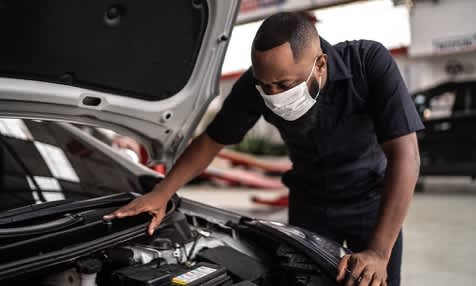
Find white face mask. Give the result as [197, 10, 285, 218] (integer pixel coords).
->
[256, 58, 322, 121]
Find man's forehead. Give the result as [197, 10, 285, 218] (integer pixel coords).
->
[251, 42, 318, 83]
[252, 41, 317, 63]
[252, 42, 293, 63]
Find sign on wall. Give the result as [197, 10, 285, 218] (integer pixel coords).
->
[409, 0, 476, 57]
[433, 33, 476, 55]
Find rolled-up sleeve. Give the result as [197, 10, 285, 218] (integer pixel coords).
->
[365, 42, 425, 143]
[206, 68, 265, 145]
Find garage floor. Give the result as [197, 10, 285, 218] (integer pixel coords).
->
[178, 176, 476, 286]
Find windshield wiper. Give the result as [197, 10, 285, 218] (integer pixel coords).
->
[0, 214, 84, 238]
[0, 192, 139, 226]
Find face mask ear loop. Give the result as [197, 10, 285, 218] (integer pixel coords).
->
[306, 56, 319, 83]
[313, 75, 322, 100]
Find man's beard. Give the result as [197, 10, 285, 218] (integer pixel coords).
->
[309, 76, 320, 98]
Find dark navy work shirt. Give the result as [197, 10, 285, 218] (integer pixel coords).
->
[206, 38, 424, 203]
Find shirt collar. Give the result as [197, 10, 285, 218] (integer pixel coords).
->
[320, 37, 352, 82]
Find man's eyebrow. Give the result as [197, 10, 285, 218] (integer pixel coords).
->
[272, 79, 293, 85]
[253, 77, 294, 85]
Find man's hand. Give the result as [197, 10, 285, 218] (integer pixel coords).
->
[104, 133, 224, 236]
[336, 249, 389, 286]
[103, 190, 169, 235]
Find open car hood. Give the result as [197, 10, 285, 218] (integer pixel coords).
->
[0, 0, 240, 166]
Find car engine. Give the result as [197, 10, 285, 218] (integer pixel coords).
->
[28, 210, 337, 286]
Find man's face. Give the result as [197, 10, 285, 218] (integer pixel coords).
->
[251, 41, 327, 95]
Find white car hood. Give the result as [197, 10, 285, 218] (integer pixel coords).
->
[0, 0, 240, 167]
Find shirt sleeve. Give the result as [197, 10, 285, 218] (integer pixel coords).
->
[206, 68, 265, 145]
[365, 42, 425, 143]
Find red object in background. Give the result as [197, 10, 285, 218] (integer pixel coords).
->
[217, 149, 292, 174]
[140, 143, 288, 190]
[202, 166, 284, 189]
[139, 146, 149, 165]
[137, 145, 166, 175]
[251, 194, 289, 207]
[240, 0, 287, 13]
[152, 164, 166, 176]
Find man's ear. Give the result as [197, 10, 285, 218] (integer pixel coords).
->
[316, 54, 328, 74]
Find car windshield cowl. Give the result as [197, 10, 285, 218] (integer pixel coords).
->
[0, 192, 139, 226]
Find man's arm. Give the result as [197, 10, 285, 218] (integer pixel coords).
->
[337, 132, 420, 285]
[337, 41, 424, 285]
[369, 132, 420, 259]
[105, 68, 264, 235]
[104, 132, 224, 235]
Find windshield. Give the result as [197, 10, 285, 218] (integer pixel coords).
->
[0, 119, 147, 212]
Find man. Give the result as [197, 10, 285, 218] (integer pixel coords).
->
[105, 12, 423, 286]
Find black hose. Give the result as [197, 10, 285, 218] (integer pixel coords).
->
[187, 230, 201, 261]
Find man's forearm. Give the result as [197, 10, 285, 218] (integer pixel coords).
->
[153, 133, 224, 197]
[369, 134, 420, 259]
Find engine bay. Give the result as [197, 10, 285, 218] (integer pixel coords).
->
[41, 211, 336, 286]
[0, 194, 339, 286]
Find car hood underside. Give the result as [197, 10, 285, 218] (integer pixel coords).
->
[0, 0, 240, 167]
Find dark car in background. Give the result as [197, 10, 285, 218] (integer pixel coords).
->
[0, 1, 348, 285]
[413, 81, 476, 183]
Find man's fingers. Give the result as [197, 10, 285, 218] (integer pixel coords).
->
[147, 211, 165, 236]
[103, 208, 125, 220]
[370, 274, 382, 286]
[345, 276, 356, 286]
[346, 256, 365, 286]
[104, 207, 133, 219]
[115, 207, 141, 218]
[102, 213, 115, 220]
[358, 268, 373, 286]
[337, 255, 351, 282]
[103, 202, 145, 220]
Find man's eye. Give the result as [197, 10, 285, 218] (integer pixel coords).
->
[260, 84, 271, 90]
[278, 83, 291, 90]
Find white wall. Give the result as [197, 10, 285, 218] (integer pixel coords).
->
[409, 0, 476, 57]
[397, 51, 476, 93]
[223, 0, 411, 74]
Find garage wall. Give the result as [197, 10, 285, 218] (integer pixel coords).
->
[409, 0, 476, 57]
[395, 51, 476, 93]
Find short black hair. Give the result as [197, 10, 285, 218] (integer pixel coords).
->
[252, 12, 318, 61]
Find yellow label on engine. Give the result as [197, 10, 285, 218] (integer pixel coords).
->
[171, 266, 217, 285]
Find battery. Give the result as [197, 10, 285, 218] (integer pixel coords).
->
[112, 262, 186, 286]
[171, 263, 230, 286]
[111, 260, 230, 286]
